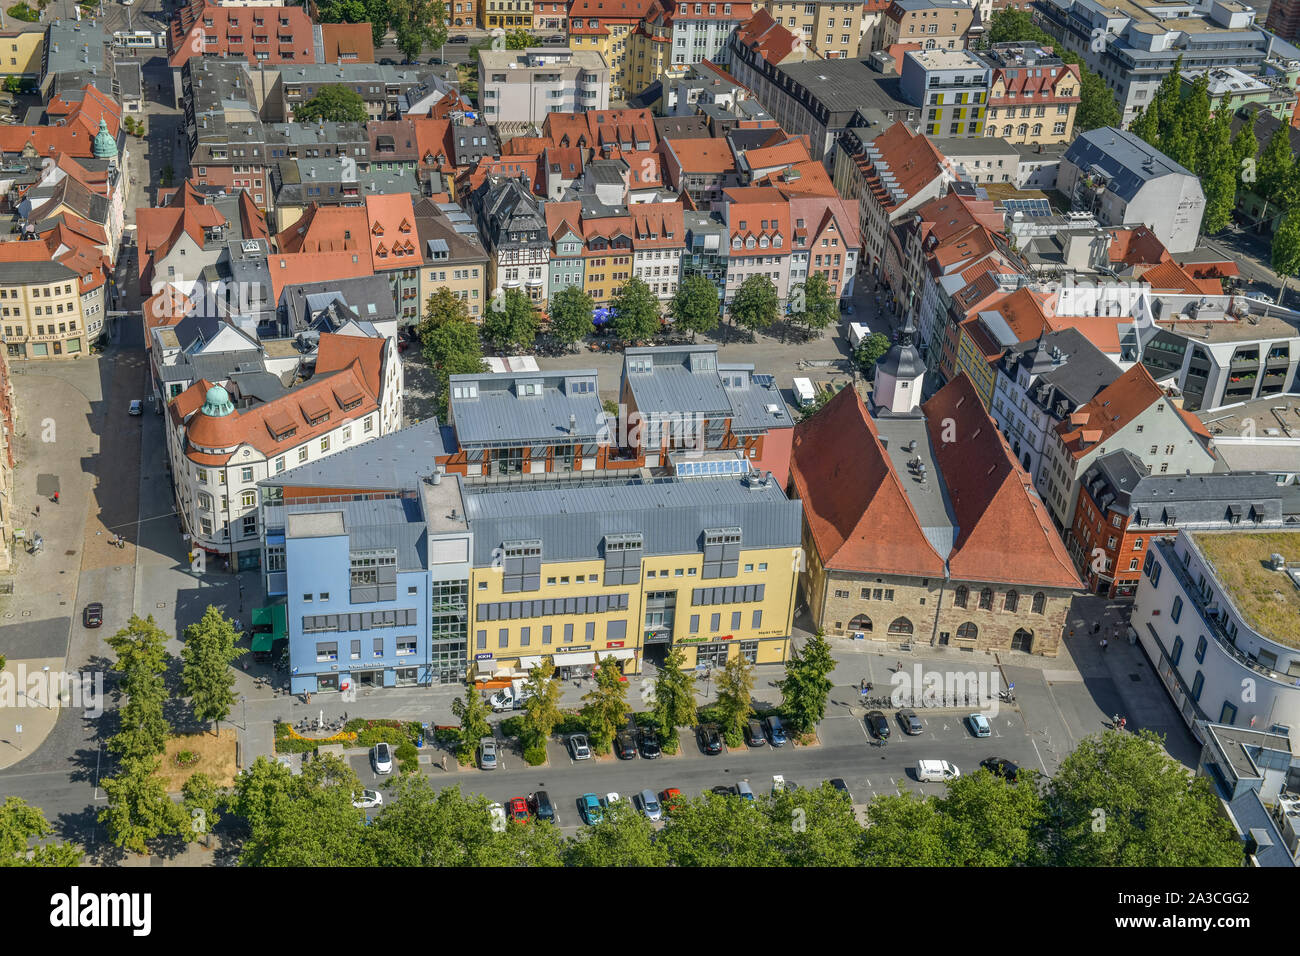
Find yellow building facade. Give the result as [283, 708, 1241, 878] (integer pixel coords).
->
[481, 0, 534, 30]
[0, 28, 43, 79]
[757, 0, 863, 59]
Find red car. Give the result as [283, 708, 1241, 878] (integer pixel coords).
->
[659, 788, 684, 813]
[506, 797, 531, 822]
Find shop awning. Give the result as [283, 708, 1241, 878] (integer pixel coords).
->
[552, 651, 597, 666]
[250, 603, 287, 653]
[598, 648, 634, 661]
[520, 657, 544, 670]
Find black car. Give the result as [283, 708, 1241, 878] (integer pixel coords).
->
[697, 723, 723, 755]
[828, 778, 852, 801]
[639, 728, 662, 759]
[710, 785, 736, 797]
[980, 757, 1021, 782]
[82, 602, 103, 628]
[865, 710, 890, 739]
[529, 790, 555, 823]
[449, 34, 470, 42]
[745, 718, 766, 747]
[379, 57, 397, 65]
[427, 56, 443, 65]
[615, 730, 638, 760]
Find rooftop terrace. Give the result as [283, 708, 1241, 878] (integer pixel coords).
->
[1193, 531, 1300, 649]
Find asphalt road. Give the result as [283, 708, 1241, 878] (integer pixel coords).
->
[346, 702, 1043, 834]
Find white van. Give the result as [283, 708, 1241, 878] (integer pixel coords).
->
[916, 759, 961, 783]
[793, 377, 816, 407]
[847, 322, 872, 350]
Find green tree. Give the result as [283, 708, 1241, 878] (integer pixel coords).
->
[1271, 211, 1300, 307]
[180, 605, 246, 734]
[861, 791, 952, 865]
[106, 616, 173, 763]
[317, 0, 370, 21]
[984, 8, 1037, 43]
[608, 276, 661, 344]
[505, 30, 540, 49]
[519, 660, 563, 759]
[1128, 103, 1159, 149]
[853, 332, 891, 377]
[419, 292, 487, 417]
[1199, 108, 1237, 235]
[365, 0, 392, 48]
[238, 754, 376, 866]
[1074, 68, 1121, 132]
[1045, 729, 1242, 866]
[657, 790, 781, 866]
[730, 274, 779, 339]
[768, 783, 864, 866]
[936, 769, 1047, 866]
[796, 385, 833, 422]
[651, 648, 698, 750]
[565, 797, 669, 866]
[481, 287, 539, 353]
[98, 757, 187, 855]
[295, 84, 369, 124]
[0, 796, 82, 866]
[1231, 114, 1259, 182]
[450, 688, 493, 764]
[180, 772, 224, 844]
[777, 632, 835, 735]
[712, 654, 755, 746]
[580, 656, 630, 754]
[389, 0, 447, 60]
[1258, 125, 1297, 219]
[229, 756, 296, 836]
[547, 284, 595, 349]
[788, 271, 837, 338]
[669, 273, 720, 341]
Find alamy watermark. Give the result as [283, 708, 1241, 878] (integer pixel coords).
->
[0, 666, 104, 717]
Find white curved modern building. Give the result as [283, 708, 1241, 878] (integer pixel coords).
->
[1135, 529, 1300, 745]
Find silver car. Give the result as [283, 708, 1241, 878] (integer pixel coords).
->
[636, 788, 662, 821]
[480, 737, 498, 770]
[568, 733, 591, 760]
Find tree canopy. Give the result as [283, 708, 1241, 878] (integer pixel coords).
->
[295, 85, 368, 124]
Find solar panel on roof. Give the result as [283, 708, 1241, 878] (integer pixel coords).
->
[1002, 198, 1051, 218]
[752, 373, 775, 386]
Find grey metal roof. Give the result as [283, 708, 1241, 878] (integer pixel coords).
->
[1064, 128, 1195, 203]
[462, 474, 802, 567]
[259, 418, 456, 492]
[279, 275, 397, 338]
[623, 346, 731, 419]
[449, 370, 604, 447]
[873, 414, 958, 558]
[720, 366, 793, 433]
[1002, 327, 1121, 415]
[285, 495, 427, 571]
[775, 60, 913, 118]
[159, 350, 269, 386]
[1226, 791, 1294, 867]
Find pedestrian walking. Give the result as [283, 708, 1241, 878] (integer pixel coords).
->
[52, 492, 58, 504]
[1093, 622, 1100, 634]
[441, 755, 448, 771]
[34, 505, 39, 517]
[1100, 638, 1108, 652]
[1118, 717, 1127, 731]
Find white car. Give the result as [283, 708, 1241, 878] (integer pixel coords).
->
[568, 733, 591, 760]
[480, 737, 498, 770]
[1245, 291, 1275, 305]
[370, 742, 393, 775]
[772, 774, 786, 794]
[352, 789, 383, 809]
[128, 400, 143, 416]
[604, 791, 621, 807]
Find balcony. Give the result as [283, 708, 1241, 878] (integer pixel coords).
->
[1155, 539, 1295, 687]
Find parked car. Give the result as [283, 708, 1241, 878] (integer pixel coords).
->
[897, 709, 924, 735]
[735, 780, 755, 802]
[980, 757, 1021, 781]
[506, 797, 530, 822]
[580, 792, 603, 825]
[659, 787, 684, 812]
[379, 57, 397, 64]
[745, 718, 767, 747]
[636, 788, 663, 821]
[763, 715, 788, 746]
[479, 737, 498, 769]
[771, 774, 787, 794]
[710, 785, 736, 797]
[865, 710, 890, 739]
[639, 728, 661, 759]
[371, 742, 393, 775]
[697, 723, 723, 754]
[828, 778, 852, 802]
[603, 792, 622, 808]
[351, 789, 383, 809]
[82, 602, 104, 628]
[545, 33, 566, 43]
[916, 759, 960, 783]
[426, 56, 443, 65]
[966, 713, 992, 738]
[449, 33, 470, 42]
[615, 729, 638, 759]
[568, 733, 591, 760]
[1245, 291, 1275, 305]
[529, 790, 556, 823]
[128, 399, 143, 416]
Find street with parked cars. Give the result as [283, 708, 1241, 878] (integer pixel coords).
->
[344, 703, 1044, 832]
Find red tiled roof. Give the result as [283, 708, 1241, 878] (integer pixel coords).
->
[319, 22, 375, 63]
[275, 204, 368, 254]
[857, 122, 947, 213]
[1054, 363, 1164, 460]
[631, 202, 684, 249]
[922, 374, 1081, 590]
[266, 251, 374, 302]
[663, 137, 736, 175]
[734, 8, 806, 64]
[169, 1, 317, 70]
[790, 386, 947, 577]
[364, 193, 419, 272]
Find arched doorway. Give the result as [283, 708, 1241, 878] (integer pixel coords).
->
[1011, 628, 1034, 653]
[848, 614, 872, 634]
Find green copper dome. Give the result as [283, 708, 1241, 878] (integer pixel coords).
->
[92, 118, 116, 160]
[201, 385, 234, 417]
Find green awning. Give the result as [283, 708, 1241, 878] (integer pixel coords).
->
[251, 604, 287, 652]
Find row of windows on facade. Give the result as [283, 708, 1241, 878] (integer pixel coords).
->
[840, 613, 986, 641]
[304, 607, 419, 633]
[2, 321, 80, 336]
[0, 285, 76, 299]
[315, 636, 418, 661]
[834, 585, 1050, 614]
[193, 416, 375, 485]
